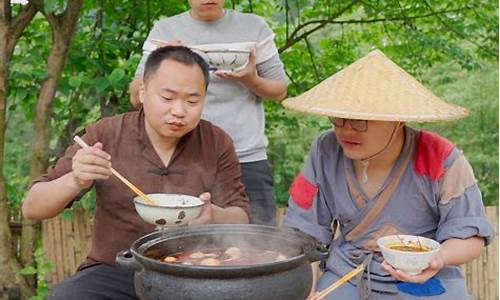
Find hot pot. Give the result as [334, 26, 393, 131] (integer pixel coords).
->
[116, 224, 328, 300]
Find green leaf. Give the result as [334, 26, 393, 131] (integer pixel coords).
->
[94, 77, 109, 93]
[37, 286, 51, 297]
[108, 68, 125, 85]
[69, 76, 82, 88]
[20, 266, 37, 275]
[39, 262, 55, 274]
[44, 0, 65, 14]
[15, 89, 28, 101]
[60, 209, 74, 221]
[81, 193, 96, 212]
[34, 247, 44, 258]
[44, 0, 58, 13]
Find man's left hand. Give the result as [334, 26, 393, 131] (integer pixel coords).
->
[188, 192, 213, 225]
[381, 254, 445, 283]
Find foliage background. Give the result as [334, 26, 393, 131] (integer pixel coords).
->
[5, 0, 498, 215]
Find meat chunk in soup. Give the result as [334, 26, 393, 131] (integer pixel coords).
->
[163, 256, 178, 263]
[224, 247, 242, 260]
[200, 258, 221, 266]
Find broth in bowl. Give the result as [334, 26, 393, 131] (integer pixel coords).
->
[388, 243, 430, 252]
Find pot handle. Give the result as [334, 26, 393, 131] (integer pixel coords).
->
[116, 250, 141, 271]
[307, 243, 330, 262]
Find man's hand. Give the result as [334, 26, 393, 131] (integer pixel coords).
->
[214, 50, 258, 84]
[381, 253, 445, 283]
[71, 142, 112, 190]
[188, 192, 213, 225]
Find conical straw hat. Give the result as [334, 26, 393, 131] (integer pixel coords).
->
[283, 49, 468, 122]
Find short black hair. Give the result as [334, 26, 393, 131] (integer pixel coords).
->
[143, 46, 209, 89]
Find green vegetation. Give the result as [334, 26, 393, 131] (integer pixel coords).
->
[4, 0, 498, 211]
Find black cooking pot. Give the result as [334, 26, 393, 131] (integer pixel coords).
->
[116, 224, 328, 300]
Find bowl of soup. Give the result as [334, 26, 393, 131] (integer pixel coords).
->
[377, 235, 441, 275]
[133, 193, 204, 228]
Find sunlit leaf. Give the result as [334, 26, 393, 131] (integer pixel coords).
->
[68, 76, 82, 88]
[108, 68, 125, 85]
[20, 266, 37, 275]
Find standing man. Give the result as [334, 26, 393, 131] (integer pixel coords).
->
[129, 0, 287, 225]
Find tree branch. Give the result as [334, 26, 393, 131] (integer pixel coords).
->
[285, 0, 360, 43]
[60, 0, 83, 36]
[8, 3, 37, 52]
[421, 0, 497, 58]
[26, 0, 47, 20]
[285, 0, 289, 39]
[1, 0, 12, 23]
[304, 37, 320, 82]
[279, 5, 474, 53]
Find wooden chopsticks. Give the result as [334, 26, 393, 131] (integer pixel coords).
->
[310, 265, 364, 300]
[73, 136, 158, 206]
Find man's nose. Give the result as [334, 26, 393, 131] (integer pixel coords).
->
[171, 99, 187, 117]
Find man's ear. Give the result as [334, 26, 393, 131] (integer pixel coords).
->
[138, 80, 146, 104]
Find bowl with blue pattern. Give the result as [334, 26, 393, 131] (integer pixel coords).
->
[133, 194, 204, 229]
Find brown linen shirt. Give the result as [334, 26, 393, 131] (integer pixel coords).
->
[32, 110, 249, 266]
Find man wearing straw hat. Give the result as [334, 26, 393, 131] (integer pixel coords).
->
[22, 46, 249, 299]
[282, 50, 493, 299]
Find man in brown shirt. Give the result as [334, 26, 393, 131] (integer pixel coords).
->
[22, 46, 249, 299]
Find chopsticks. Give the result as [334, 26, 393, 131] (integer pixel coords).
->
[73, 136, 158, 206]
[310, 265, 364, 300]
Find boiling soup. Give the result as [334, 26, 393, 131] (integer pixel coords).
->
[160, 246, 288, 266]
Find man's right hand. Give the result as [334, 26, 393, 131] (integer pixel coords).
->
[71, 142, 112, 190]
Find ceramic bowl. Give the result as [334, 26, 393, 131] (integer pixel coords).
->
[133, 194, 204, 228]
[377, 235, 441, 275]
[193, 49, 250, 72]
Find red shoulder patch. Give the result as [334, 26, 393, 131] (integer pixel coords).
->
[414, 130, 454, 180]
[289, 173, 318, 209]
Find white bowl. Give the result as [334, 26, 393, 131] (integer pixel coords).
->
[133, 194, 203, 228]
[377, 235, 441, 275]
[193, 49, 250, 71]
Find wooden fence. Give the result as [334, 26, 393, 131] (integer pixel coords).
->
[42, 207, 93, 284]
[461, 206, 498, 300]
[43, 206, 498, 299]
